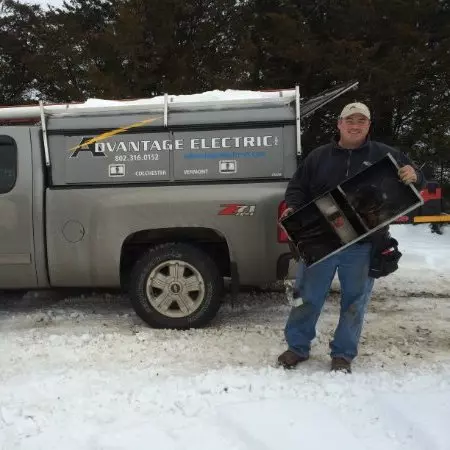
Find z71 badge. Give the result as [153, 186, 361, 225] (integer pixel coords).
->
[218, 204, 256, 216]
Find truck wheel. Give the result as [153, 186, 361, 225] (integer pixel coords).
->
[129, 243, 224, 329]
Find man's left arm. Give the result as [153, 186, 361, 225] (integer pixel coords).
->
[389, 147, 427, 190]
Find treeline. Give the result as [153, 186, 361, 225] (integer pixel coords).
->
[0, 0, 449, 182]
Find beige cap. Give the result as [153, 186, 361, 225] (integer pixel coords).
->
[340, 102, 371, 120]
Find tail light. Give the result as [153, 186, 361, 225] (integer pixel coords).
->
[278, 200, 289, 243]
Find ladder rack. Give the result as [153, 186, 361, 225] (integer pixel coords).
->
[0, 88, 298, 121]
[0, 81, 359, 169]
[0, 86, 302, 168]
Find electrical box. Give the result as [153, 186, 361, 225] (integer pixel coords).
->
[279, 153, 424, 267]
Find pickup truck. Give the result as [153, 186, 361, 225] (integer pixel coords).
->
[0, 82, 357, 329]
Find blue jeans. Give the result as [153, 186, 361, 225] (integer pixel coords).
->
[285, 243, 375, 362]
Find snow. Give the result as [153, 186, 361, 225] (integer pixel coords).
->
[29, 87, 296, 116]
[79, 88, 297, 108]
[1, 86, 298, 119]
[1, 224, 450, 449]
[332, 223, 450, 296]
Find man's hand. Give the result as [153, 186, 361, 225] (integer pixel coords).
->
[398, 165, 417, 184]
[280, 207, 294, 220]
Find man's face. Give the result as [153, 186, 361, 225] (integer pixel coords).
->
[337, 113, 370, 145]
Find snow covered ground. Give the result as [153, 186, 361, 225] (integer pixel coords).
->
[1, 224, 449, 450]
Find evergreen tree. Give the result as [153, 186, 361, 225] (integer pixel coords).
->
[0, 0, 448, 181]
[0, 0, 43, 104]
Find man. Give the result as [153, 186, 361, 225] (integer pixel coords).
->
[278, 102, 425, 373]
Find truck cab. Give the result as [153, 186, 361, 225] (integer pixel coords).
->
[0, 129, 44, 288]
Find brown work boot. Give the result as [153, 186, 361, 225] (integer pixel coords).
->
[331, 357, 352, 374]
[277, 349, 309, 369]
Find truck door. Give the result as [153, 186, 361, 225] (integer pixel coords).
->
[0, 128, 37, 288]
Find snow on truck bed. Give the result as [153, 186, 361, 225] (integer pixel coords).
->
[1, 224, 449, 450]
[64, 88, 299, 108]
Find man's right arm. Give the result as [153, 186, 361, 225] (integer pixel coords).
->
[285, 155, 312, 211]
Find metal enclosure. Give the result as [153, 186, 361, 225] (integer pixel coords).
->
[27, 82, 357, 187]
[280, 154, 425, 267]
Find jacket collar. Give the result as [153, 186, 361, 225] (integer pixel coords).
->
[331, 135, 370, 151]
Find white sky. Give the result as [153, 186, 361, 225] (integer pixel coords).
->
[17, 0, 66, 9]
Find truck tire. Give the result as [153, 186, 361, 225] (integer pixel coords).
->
[128, 242, 224, 329]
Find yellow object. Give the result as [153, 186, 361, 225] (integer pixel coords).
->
[413, 215, 450, 223]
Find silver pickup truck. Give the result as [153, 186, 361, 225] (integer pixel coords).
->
[0, 82, 356, 328]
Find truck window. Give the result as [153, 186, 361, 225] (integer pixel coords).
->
[0, 136, 17, 194]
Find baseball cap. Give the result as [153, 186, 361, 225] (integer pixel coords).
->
[340, 102, 371, 120]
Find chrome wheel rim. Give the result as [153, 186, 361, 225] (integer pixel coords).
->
[145, 260, 205, 318]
